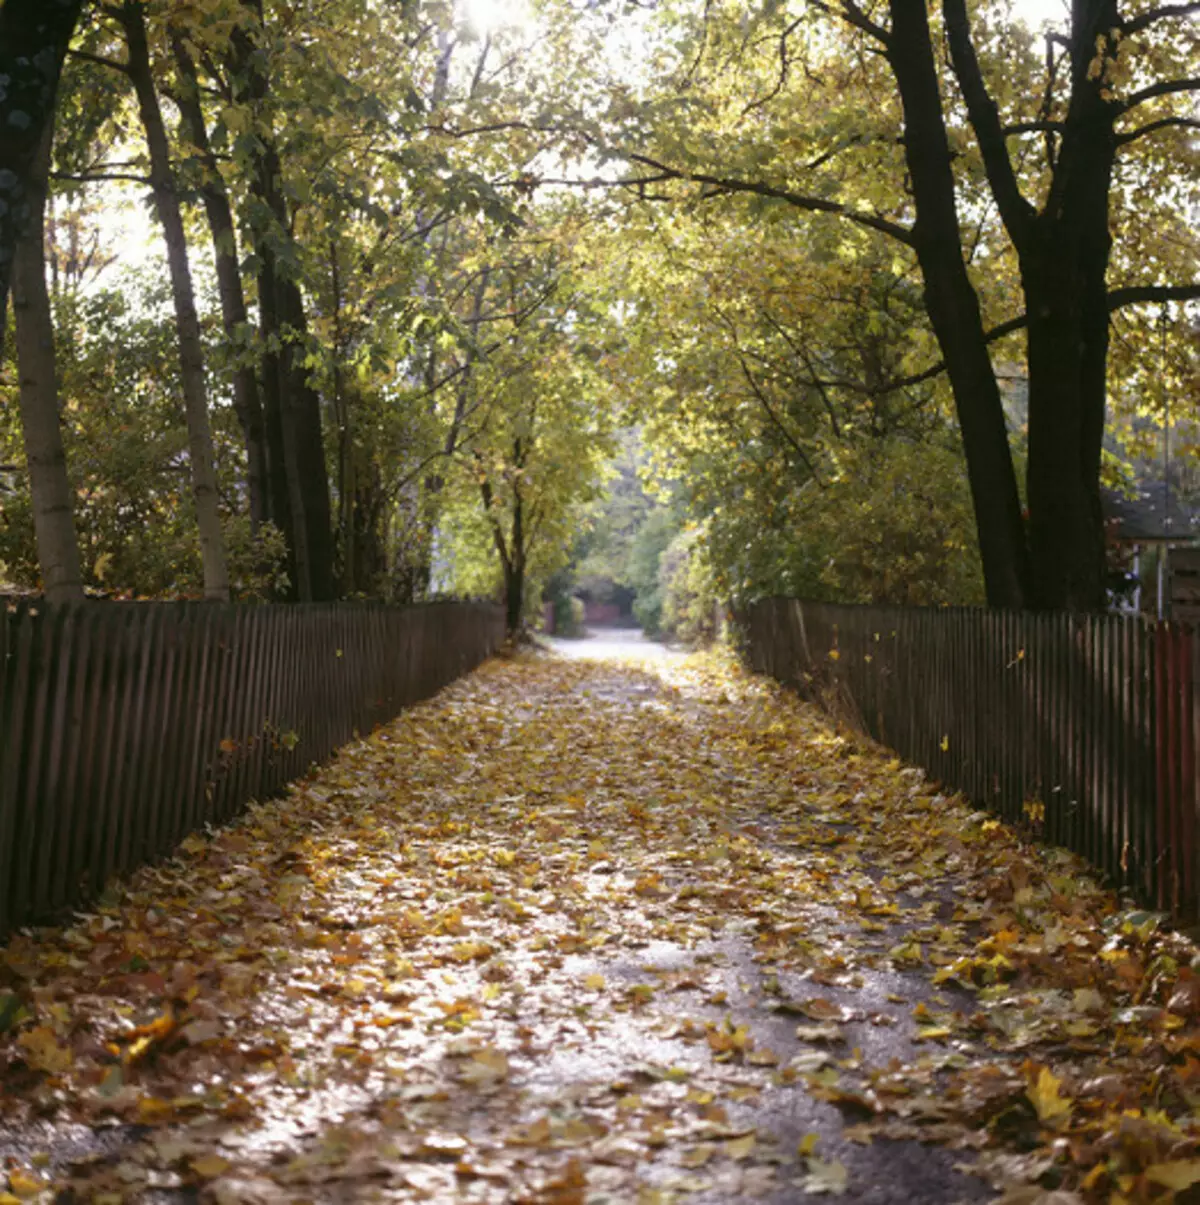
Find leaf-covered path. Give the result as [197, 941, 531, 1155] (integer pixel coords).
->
[2, 650, 1198, 1204]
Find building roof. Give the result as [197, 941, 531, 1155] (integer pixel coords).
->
[1102, 486, 1197, 544]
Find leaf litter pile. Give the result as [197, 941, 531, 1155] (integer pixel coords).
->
[1, 649, 1198, 1204]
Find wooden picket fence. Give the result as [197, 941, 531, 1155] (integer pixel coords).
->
[740, 599, 1199, 919]
[0, 599, 505, 938]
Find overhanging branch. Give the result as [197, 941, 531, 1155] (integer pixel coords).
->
[1119, 76, 1200, 111]
[1123, 1, 1200, 35]
[626, 152, 914, 245]
[1116, 115, 1200, 145]
[1108, 282, 1200, 307]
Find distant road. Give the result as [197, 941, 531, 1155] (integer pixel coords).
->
[542, 627, 688, 663]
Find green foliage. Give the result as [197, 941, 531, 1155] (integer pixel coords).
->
[657, 525, 719, 645]
[628, 507, 680, 637]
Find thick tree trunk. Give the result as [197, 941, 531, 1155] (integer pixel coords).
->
[11, 125, 84, 604]
[0, 0, 83, 351]
[171, 34, 269, 533]
[121, 1, 230, 601]
[231, 0, 334, 602]
[279, 277, 335, 601]
[255, 245, 297, 590]
[887, 0, 1030, 610]
[1019, 5, 1117, 611]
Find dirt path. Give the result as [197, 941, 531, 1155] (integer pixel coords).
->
[0, 651, 1195, 1203]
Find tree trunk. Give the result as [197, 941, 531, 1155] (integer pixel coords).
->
[1019, 6, 1117, 611]
[231, 0, 334, 602]
[254, 242, 298, 591]
[505, 488, 525, 637]
[504, 560, 524, 637]
[887, 0, 1030, 610]
[278, 277, 335, 601]
[171, 34, 269, 533]
[11, 124, 84, 604]
[120, 0, 230, 601]
[0, 0, 83, 351]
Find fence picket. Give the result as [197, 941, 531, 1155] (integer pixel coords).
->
[741, 600, 1198, 921]
[0, 600, 503, 938]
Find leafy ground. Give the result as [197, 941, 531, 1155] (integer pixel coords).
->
[1, 647, 1198, 1204]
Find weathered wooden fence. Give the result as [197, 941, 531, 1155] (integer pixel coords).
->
[0, 599, 504, 937]
[741, 600, 1199, 919]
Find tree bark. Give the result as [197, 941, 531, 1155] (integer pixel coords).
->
[505, 481, 525, 637]
[0, 0, 83, 352]
[232, 0, 334, 601]
[1018, 1, 1118, 610]
[171, 33, 269, 533]
[886, 0, 1030, 610]
[11, 124, 85, 604]
[120, 0, 230, 601]
[279, 276, 335, 601]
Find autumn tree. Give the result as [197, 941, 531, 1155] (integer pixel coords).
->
[435, 222, 616, 634]
[531, 0, 1200, 611]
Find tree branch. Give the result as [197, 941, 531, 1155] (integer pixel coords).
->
[1107, 282, 1200, 308]
[1122, 1, 1200, 35]
[1116, 115, 1200, 145]
[51, 170, 151, 184]
[67, 46, 129, 74]
[808, 0, 891, 44]
[1119, 76, 1200, 111]
[1002, 120, 1065, 136]
[942, 0, 1036, 245]
[626, 152, 914, 245]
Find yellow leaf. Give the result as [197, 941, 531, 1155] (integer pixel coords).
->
[1146, 1161, 1200, 1191]
[17, 1027, 71, 1074]
[802, 1157, 849, 1195]
[940, 735, 949, 752]
[190, 1154, 230, 1179]
[584, 973, 606, 990]
[725, 1133, 756, 1159]
[797, 1133, 819, 1157]
[7, 1169, 47, 1199]
[463, 1047, 509, 1084]
[680, 1143, 716, 1168]
[1026, 1067, 1072, 1126]
[136, 1096, 176, 1123]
